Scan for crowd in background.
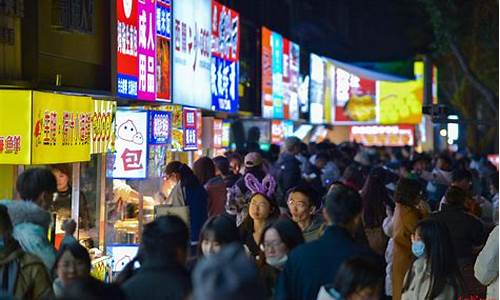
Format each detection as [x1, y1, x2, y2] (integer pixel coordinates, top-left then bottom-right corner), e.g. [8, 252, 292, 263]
[0, 137, 498, 300]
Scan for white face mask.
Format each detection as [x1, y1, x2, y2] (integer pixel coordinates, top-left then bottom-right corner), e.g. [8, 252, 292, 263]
[266, 254, 288, 269]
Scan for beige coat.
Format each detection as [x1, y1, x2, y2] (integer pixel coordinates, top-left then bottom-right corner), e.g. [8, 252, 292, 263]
[475, 225, 498, 300]
[401, 257, 457, 300]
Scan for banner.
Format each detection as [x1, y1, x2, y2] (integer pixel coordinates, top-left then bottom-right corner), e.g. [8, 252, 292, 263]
[113, 110, 148, 179]
[183, 107, 198, 151]
[0, 90, 32, 164]
[91, 100, 116, 154]
[32, 92, 92, 164]
[156, 0, 171, 101]
[172, 0, 212, 109]
[210, 1, 239, 113]
[149, 111, 172, 144]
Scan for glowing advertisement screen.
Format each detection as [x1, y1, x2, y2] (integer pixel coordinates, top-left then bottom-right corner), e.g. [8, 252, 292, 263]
[210, 1, 240, 112]
[261, 27, 300, 120]
[172, 0, 212, 109]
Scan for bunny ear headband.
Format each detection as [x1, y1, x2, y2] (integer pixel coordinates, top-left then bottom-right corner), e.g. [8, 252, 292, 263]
[244, 173, 276, 198]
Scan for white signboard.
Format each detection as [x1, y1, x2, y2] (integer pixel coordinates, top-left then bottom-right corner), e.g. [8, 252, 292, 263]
[113, 110, 148, 179]
[172, 0, 212, 109]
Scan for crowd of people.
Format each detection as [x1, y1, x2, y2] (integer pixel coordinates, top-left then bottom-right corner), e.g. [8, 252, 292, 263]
[0, 137, 498, 300]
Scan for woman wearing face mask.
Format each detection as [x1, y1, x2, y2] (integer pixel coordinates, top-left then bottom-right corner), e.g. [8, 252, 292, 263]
[52, 242, 92, 297]
[198, 215, 240, 257]
[239, 193, 280, 258]
[258, 219, 304, 299]
[401, 219, 464, 299]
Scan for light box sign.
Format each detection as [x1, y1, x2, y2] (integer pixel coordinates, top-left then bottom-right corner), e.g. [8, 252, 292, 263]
[32, 92, 92, 164]
[0, 90, 32, 165]
[213, 119, 223, 148]
[211, 1, 239, 113]
[172, 0, 212, 109]
[117, 0, 139, 99]
[310, 54, 325, 124]
[183, 107, 198, 151]
[271, 120, 284, 145]
[91, 100, 116, 154]
[283, 120, 294, 138]
[156, 0, 171, 101]
[165, 104, 184, 151]
[261, 27, 300, 120]
[149, 111, 172, 144]
[113, 110, 149, 179]
[350, 125, 414, 147]
[222, 121, 230, 147]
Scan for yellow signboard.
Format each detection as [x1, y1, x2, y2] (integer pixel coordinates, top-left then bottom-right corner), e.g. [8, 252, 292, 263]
[32, 92, 92, 164]
[379, 62, 424, 125]
[91, 100, 116, 154]
[0, 90, 32, 164]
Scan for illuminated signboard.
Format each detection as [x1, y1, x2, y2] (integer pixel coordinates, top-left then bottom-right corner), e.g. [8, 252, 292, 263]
[350, 125, 414, 147]
[156, 0, 171, 101]
[113, 110, 149, 179]
[172, 0, 212, 109]
[149, 111, 172, 144]
[211, 1, 239, 113]
[261, 27, 300, 120]
[117, 0, 157, 101]
[271, 120, 284, 144]
[183, 107, 198, 151]
[222, 121, 230, 147]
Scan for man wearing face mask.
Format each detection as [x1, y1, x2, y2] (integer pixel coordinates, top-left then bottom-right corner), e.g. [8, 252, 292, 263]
[0, 204, 54, 300]
[0, 168, 57, 271]
[275, 185, 381, 300]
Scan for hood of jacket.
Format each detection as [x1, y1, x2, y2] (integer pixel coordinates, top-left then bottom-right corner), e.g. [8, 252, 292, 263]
[0, 200, 51, 232]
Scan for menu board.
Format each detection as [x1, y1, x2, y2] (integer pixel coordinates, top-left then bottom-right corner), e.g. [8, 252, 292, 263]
[261, 27, 300, 120]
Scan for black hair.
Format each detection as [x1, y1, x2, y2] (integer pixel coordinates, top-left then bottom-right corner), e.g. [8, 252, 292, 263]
[213, 156, 231, 176]
[286, 184, 320, 208]
[54, 242, 92, 275]
[193, 157, 217, 186]
[16, 167, 57, 201]
[198, 215, 240, 257]
[165, 161, 201, 188]
[61, 276, 127, 300]
[342, 163, 364, 191]
[324, 185, 362, 226]
[489, 172, 499, 190]
[141, 215, 189, 260]
[444, 186, 466, 206]
[403, 219, 463, 298]
[437, 153, 453, 170]
[394, 178, 422, 206]
[0, 204, 13, 233]
[361, 167, 390, 228]
[333, 257, 384, 298]
[315, 152, 330, 163]
[261, 219, 304, 251]
[451, 168, 472, 183]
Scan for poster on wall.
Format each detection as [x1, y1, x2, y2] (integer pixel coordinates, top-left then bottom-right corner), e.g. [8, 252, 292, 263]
[117, 0, 138, 98]
[113, 110, 148, 179]
[172, 0, 212, 109]
[183, 107, 198, 151]
[156, 0, 171, 101]
[32, 92, 92, 164]
[211, 1, 239, 113]
[149, 111, 171, 144]
[261, 27, 300, 120]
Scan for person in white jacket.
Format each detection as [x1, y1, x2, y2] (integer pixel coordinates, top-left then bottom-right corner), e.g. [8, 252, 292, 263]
[475, 225, 498, 300]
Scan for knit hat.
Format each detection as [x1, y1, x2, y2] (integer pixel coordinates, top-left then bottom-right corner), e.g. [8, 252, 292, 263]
[192, 243, 265, 300]
[244, 152, 263, 168]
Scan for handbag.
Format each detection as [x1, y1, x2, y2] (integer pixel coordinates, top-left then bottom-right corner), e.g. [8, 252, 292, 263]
[154, 186, 190, 229]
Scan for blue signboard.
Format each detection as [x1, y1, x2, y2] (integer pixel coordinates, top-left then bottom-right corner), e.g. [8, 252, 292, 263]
[117, 74, 138, 98]
[149, 111, 172, 144]
[211, 56, 239, 113]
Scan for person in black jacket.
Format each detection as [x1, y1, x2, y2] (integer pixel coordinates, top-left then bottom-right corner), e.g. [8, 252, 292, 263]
[275, 137, 303, 207]
[122, 216, 192, 300]
[274, 185, 379, 300]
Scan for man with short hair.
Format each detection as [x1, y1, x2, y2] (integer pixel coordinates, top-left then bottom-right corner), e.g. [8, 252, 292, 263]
[122, 216, 191, 300]
[274, 185, 380, 300]
[275, 137, 303, 207]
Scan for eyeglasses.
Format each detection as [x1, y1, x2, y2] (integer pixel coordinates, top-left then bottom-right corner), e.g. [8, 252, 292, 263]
[260, 240, 284, 251]
[287, 200, 308, 210]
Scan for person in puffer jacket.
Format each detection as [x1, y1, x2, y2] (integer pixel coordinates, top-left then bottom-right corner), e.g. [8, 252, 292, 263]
[0, 167, 58, 271]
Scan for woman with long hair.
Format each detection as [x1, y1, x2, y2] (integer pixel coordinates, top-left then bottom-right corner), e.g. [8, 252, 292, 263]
[165, 161, 208, 242]
[401, 219, 463, 299]
[360, 167, 391, 255]
[198, 215, 240, 258]
[193, 157, 228, 217]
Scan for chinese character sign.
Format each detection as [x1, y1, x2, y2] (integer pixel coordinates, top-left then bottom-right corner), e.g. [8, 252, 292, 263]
[32, 92, 92, 164]
[172, 0, 212, 109]
[183, 108, 198, 151]
[113, 110, 148, 178]
[137, 0, 156, 101]
[156, 0, 171, 101]
[117, 0, 139, 98]
[350, 125, 414, 147]
[91, 100, 116, 154]
[309, 54, 325, 124]
[261, 27, 273, 118]
[210, 1, 239, 113]
[0, 90, 31, 164]
[149, 111, 171, 144]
